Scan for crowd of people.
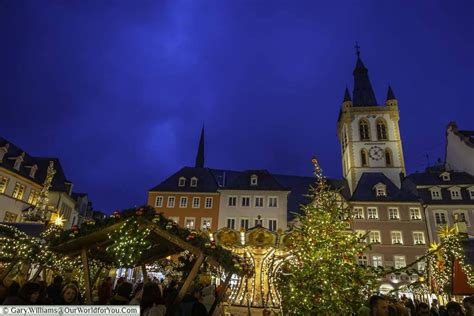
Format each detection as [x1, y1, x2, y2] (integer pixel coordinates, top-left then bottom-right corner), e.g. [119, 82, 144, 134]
[365, 294, 474, 316]
[4, 276, 474, 316]
[0, 275, 223, 316]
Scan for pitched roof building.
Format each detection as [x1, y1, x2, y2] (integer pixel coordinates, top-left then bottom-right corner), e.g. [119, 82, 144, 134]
[0, 137, 78, 228]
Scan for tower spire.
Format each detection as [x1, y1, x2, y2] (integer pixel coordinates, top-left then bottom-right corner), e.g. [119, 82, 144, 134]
[386, 85, 396, 100]
[352, 45, 378, 107]
[343, 86, 352, 102]
[195, 126, 205, 168]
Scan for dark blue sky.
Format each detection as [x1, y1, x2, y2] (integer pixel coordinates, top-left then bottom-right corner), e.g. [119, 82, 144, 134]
[1, 1, 473, 212]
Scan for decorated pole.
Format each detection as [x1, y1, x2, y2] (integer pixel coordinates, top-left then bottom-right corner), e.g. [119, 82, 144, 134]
[23, 161, 56, 222]
[208, 272, 232, 316]
[80, 247, 93, 304]
[141, 263, 149, 283]
[169, 253, 206, 315]
[0, 259, 19, 283]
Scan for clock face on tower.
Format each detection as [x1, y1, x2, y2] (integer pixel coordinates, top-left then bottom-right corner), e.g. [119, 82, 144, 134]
[368, 146, 384, 161]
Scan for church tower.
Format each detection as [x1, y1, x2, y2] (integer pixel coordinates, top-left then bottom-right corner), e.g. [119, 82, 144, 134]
[337, 50, 406, 194]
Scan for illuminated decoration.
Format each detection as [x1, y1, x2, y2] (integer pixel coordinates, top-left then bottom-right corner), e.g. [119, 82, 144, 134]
[275, 158, 376, 314]
[106, 217, 151, 268]
[214, 226, 288, 311]
[51, 213, 65, 227]
[389, 224, 474, 298]
[23, 161, 56, 222]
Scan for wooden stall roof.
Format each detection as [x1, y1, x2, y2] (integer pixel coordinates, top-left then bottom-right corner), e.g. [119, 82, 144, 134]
[51, 218, 224, 269]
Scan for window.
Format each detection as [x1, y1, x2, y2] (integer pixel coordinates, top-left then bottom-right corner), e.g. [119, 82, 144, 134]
[250, 175, 258, 186]
[3, 211, 18, 223]
[353, 207, 364, 219]
[255, 197, 264, 207]
[440, 172, 451, 181]
[228, 196, 237, 207]
[201, 218, 212, 230]
[385, 149, 392, 166]
[179, 197, 188, 208]
[254, 217, 263, 227]
[167, 196, 175, 208]
[369, 231, 381, 243]
[240, 218, 249, 230]
[376, 119, 388, 140]
[178, 177, 186, 187]
[435, 212, 447, 225]
[417, 257, 426, 271]
[413, 232, 425, 245]
[169, 216, 179, 224]
[12, 182, 25, 200]
[394, 255, 406, 269]
[192, 197, 200, 208]
[268, 219, 277, 232]
[359, 119, 370, 140]
[241, 197, 250, 207]
[450, 188, 461, 200]
[453, 211, 469, 226]
[430, 188, 442, 200]
[0, 176, 8, 194]
[375, 186, 387, 197]
[372, 255, 383, 267]
[190, 177, 198, 187]
[155, 196, 163, 207]
[367, 207, 378, 219]
[357, 255, 368, 266]
[185, 217, 195, 229]
[388, 208, 399, 220]
[205, 197, 213, 208]
[361, 149, 369, 167]
[28, 190, 39, 205]
[391, 231, 403, 244]
[268, 197, 278, 208]
[410, 208, 421, 220]
[342, 128, 348, 152]
[227, 218, 236, 230]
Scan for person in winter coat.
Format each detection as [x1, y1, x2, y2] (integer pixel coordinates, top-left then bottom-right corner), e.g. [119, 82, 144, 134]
[109, 282, 133, 305]
[98, 277, 113, 305]
[47, 276, 63, 304]
[140, 282, 166, 316]
[3, 282, 40, 305]
[60, 283, 80, 305]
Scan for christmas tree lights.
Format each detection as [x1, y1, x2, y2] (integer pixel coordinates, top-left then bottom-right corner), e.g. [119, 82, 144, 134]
[277, 158, 376, 314]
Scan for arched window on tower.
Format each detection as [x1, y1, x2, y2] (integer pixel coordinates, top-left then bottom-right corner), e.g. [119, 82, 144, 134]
[385, 149, 393, 167]
[359, 119, 371, 141]
[361, 149, 369, 167]
[376, 118, 388, 140]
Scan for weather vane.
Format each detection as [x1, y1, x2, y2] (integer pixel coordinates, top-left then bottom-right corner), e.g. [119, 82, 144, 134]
[354, 41, 360, 57]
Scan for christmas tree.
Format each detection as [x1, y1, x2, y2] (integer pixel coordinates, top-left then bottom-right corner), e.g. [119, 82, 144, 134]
[277, 158, 375, 314]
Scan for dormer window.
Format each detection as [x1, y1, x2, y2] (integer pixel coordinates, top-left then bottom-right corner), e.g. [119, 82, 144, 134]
[440, 172, 451, 182]
[0, 144, 9, 161]
[448, 187, 462, 200]
[178, 177, 186, 187]
[429, 187, 442, 200]
[250, 174, 258, 186]
[468, 187, 474, 200]
[190, 177, 198, 187]
[373, 183, 387, 197]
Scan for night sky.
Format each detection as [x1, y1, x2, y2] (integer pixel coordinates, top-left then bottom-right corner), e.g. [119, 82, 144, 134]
[1, 1, 473, 212]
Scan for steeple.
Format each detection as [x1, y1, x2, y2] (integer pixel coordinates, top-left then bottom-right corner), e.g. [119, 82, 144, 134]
[195, 126, 205, 168]
[385, 85, 398, 107]
[386, 85, 396, 100]
[343, 86, 352, 102]
[352, 47, 378, 107]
